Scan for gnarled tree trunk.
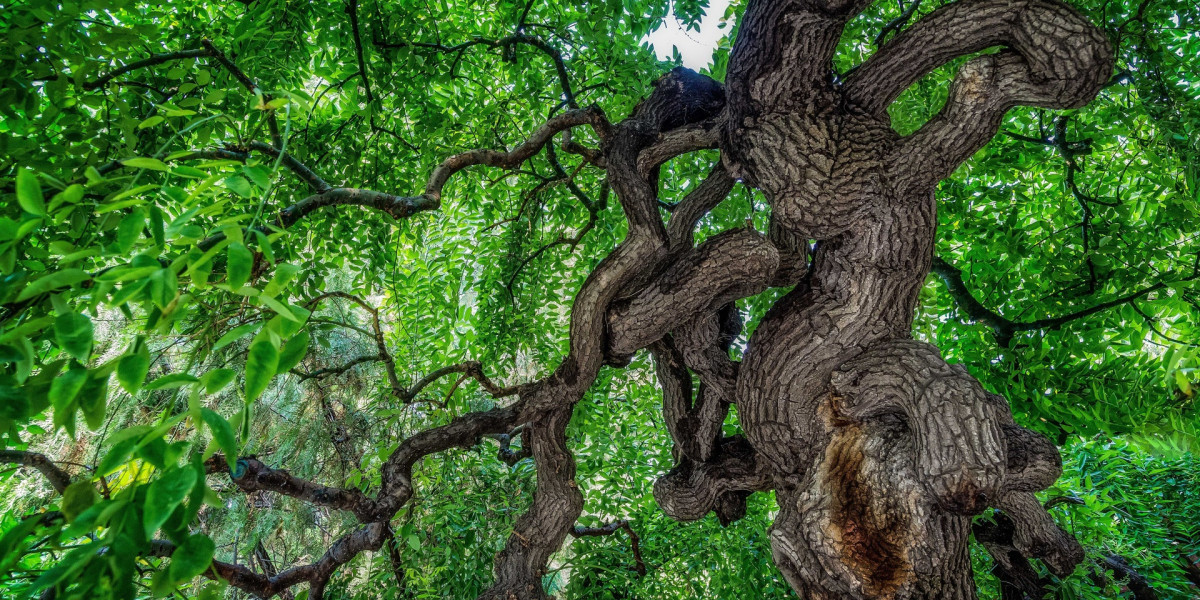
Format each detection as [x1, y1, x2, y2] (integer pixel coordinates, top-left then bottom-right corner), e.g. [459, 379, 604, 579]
[607, 0, 1114, 598]
[102, 2, 1113, 598]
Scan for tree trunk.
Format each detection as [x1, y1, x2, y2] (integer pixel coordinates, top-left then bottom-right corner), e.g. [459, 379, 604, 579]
[645, 0, 1114, 597]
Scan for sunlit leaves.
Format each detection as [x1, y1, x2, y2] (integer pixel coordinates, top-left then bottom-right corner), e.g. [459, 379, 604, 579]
[200, 408, 239, 462]
[244, 334, 278, 402]
[143, 465, 197, 538]
[0, 0, 1197, 598]
[53, 312, 93, 363]
[226, 242, 253, 289]
[15, 169, 45, 216]
[169, 534, 214, 582]
[117, 340, 151, 396]
[276, 329, 309, 374]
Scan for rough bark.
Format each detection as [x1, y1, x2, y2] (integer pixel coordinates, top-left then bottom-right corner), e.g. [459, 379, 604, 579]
[709, 0, 1111, 597]
[54, 1, 1117, 597]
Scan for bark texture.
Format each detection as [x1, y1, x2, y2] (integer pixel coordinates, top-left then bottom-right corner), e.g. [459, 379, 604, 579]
[71, 1, 1113, 597]
[703, 0, 1113, 597]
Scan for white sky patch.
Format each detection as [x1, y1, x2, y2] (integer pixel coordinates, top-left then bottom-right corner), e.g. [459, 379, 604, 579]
[643, 0, 735, 71]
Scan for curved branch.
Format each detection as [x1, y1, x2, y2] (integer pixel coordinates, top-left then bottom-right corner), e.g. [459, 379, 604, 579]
[376, 34, 577, 108]
[608, 228, 779, 357]
[277, 188, 440, 227]
[864, 0, 1113, 190]
[150, 522, 388, 600]
[664, 164, 735, 250]
[399, 361, 519, 401]
[347, 0, 374, 103]
[82, 48, 213, 91]
[570, 520, 647, 576]
[227, 457, 377, 521]
[0, 450, 72, 494]
[653, 435, 772, 524]
[423, 106, 610, 201]
[725, 0, 874, 115]
[636, 122, 720, 180]
[845, 0, 1112, 118]
[932, 255, 1196, 343]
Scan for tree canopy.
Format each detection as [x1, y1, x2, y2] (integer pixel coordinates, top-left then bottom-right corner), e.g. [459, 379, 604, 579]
[1, 0, 1199, 598]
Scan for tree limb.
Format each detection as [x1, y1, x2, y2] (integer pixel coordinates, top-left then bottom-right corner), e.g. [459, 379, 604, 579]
[376, 33, 577, 108]
[931, 255, 1195, 344]
[82, 48, 214, 91]
[570, 520, 647, 576]
[0, 450, 72, 494]
[346, 0, 374, 103]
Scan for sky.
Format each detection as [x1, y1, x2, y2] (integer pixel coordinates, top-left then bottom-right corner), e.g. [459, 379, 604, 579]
[643, 0, 735, 71]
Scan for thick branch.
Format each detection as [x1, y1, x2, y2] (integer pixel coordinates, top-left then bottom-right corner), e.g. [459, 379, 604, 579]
[845, 0, 1113, 117]
[150, 522, 388, 599]
[636, 122, 720, 180]
[0, 450, 72, 494]
[850, 0, 1113, 190]
[222, 457, 377, 521]
[608, 228, 779, 357]
[653, 435, 772, 524]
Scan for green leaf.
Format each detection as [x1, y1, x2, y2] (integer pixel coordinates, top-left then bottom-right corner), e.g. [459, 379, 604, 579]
[16, 169, 46, 215]
[118, 341, 151, 395]
[201, 368, 237, 394]
[144, 373, 200, 391]
[226, 242, 253, 289]
[276, 329, 309, 374]
[16, 268, 91, 301]
[50, 367, 88, 413]
[259, 294, 299, 321]
[200, 408, 239, 461]
[61, 481, 98, 522]
[212, 322, 258, 352]
[170, 533, 215, 583]
[1176, 370, 1192, 396]
[224, 175, 253, 198]
[138, 115, 166, 129]
[97, 434, 143, 476]
[54, 312, 94, 363]
[78, 371, 109, 430]
[117, 208, 147, 252]
[144, 465, 198, 538]
[148, 268, 178, 309]
[122, 157, 170, 171]
[244, 335, 278, 402]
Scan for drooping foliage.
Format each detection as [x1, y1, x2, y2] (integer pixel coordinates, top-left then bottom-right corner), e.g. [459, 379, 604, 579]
[0, 0, 1198, 598]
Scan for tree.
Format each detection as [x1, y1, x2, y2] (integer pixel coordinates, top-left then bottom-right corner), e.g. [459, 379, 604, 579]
[1, 0, 1198, 599]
